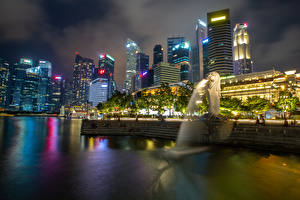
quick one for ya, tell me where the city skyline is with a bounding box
[0,1,300,89]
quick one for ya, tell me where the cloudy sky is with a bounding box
[0,0,299,88]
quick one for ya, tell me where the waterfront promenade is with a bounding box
[82,119,300,153]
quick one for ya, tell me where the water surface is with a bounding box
[0,117,299,200]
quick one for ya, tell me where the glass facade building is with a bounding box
[233,23,253,75]
[153,44,163,65]
[124,39,141,94]
[72,54,94,105]
[153,62,180,86]
[97,54,115,99]
[0,58,9,110]
[89,78,109,107]
[207,9,233,76]
[172,42,191,82]
[167,37,185,63]
[135,52,149,91]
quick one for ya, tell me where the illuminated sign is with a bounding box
[172,42,191,50]
[39,60,47,64]
[202,38,209,44]
[106,54,115,62]
[99,69,106,75]
[20,58,33,66]
[101,84,108,88]
[211,16,226,22]
[243,23,248,28]
[54,76,62,80]
[198,19,207,27]
[99,54,105,59]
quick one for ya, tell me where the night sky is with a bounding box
[0,0,300,89]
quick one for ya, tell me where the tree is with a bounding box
[242,96,269,115]
[275,91,299,118]
[174,82,194,116]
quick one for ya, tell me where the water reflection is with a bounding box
[0,117,299,200]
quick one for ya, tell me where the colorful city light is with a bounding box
[211,16,226,22]
[99,69,106,75]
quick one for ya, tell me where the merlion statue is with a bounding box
[206,72,221,116]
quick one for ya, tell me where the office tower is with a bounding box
[192,19,207,82]
[36,60,52,112]
[20,66,40,112]
[153,45,163,65]
[0,58,9,110]
[153,62,180,86]
[167,37,185,63]
[51,75,63,113]
[202,38,210,78]
[135,52,149,90]
[97,54,115,99]
[62,79,73,107]
[88,78,109,107]
[141,68,154,89]
[124,39,141,93]
[233,23,253,74]
[8,58,33,111]
[72,53,94,105]
[172,41,191,81]
[207,9,233,76]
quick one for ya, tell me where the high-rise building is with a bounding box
[172,41,191,82]
[153,45,163,65]
[0,58,9,110]
[192,19,207,82]
[51,75,64,113]
[8,58,33,111]
[20,67,40,112]
[207,9,233,76]
[124,39,141,93]
[89,78,109,107]
[36,60,52,112]
[167,37,185,63]
[135,52,149,90]
[72,53,94,105]
[233,23,253,75]
[153,62,180,86]
[202,38,210,78]
[62,79,73,107]
[97,54,115,99]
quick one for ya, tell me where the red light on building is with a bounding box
[99,69,106,75]
[243,23,248,27]
[109,73,112,77]
[54,76,62,80]
[75,51,79,55]
[149,66,152,70]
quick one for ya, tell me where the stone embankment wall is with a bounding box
[81,120,300,153]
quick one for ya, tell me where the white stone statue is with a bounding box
[206,72,221,116]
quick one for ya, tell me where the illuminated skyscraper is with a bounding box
[207,9,233,76]
[51,75,63,113]
[97,54,115,98]
[8,58,33,111]
[233,23,253,74]
[167,37,185,63]
[89,78,109,107]
[172,41,191,81]
[135,52,149,90]
[153,44,163,65]
[36,60,52,112]
[124,39,141,93]
[0,58,9,110]
[153,62,180,86]
[72,53,94,105]
[192,19,207,82]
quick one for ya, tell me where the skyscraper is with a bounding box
[202,38,210,78]
[8,58,33,111]
[36,60,52,112]
[88,78,109,107]
[172,41,191,81]
[97,54,115,99]
[124,39,141,93]
[0,58,9,110]
[233,23,253,74]
[51,75,63,113]
[72,53,94,105]
[207,9,233,76]
[135,52,149,90]
[153,45,163,65]
[167,37,185,63]
[192,19,207,82]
